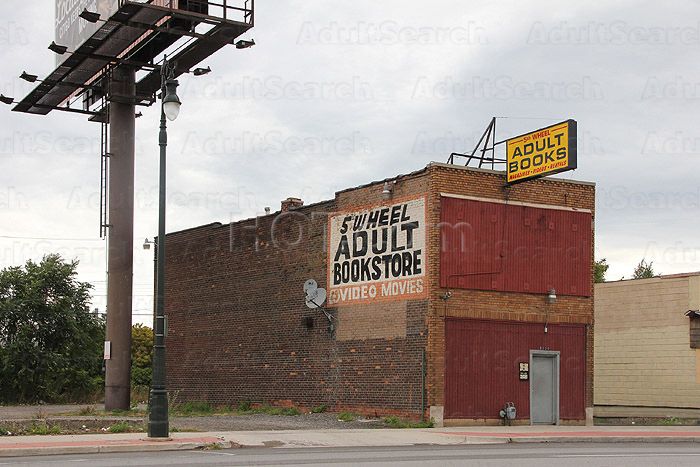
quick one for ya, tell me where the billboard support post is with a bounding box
[104,65,136,411]
[7,0,256,413]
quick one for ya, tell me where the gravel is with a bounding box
[0,405,388,432]
[0,404,105,420]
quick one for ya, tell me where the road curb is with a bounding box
[0,440,232,458]
[508,436,700,444]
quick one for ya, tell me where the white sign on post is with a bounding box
[104,341,111,360]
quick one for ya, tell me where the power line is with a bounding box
[0,235,104,242]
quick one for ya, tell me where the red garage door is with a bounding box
[444,318,586,420]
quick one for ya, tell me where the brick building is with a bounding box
[595,273,700,419]
[164,162,595,425]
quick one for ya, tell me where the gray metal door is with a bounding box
[530,351,559,425]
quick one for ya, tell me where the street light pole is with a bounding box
[148,56,181,439]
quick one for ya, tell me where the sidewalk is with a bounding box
[0,432,231,457]
[1,425,700,457]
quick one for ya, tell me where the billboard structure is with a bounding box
[447,117,578,185]
[15,1,254,117]
[55,0,121,65]
[5,0,255,412]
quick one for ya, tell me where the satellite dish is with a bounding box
[304,279,327,309]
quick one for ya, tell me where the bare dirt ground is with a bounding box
[0,404,385,433]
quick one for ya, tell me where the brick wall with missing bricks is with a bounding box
[164,162,594,420]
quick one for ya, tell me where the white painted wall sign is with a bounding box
[328,197,427,306]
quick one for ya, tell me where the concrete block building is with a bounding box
[595,273,700,417]
[164,162,595,425]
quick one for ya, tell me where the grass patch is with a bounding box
[78,406,97,416]
[131,385,150,405]
[311,404,328,414]
[28,423,62,435]
[168,400,303,417]
[235,404,301,416]
[108,408,147,417]
[237,401,252,412]
[337,412,358,422]
[173,401,216,416]
[660,417,682,426]
[382,416,434,429]
[58,407,146,417]
[280,407,301,416]
[108,421,137,433]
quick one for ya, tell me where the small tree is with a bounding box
[633,259,656,279]
[0,255,104,403]
[131,324,153,387]
[594,259,609,283]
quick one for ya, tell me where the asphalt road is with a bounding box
[2,443,700,466]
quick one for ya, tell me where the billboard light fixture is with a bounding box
[0,94,15,105]
[48,41,69,55]
[47,42,158,70]
[20,71,39,83]
[234,39,255,49]
[192,66,211,76]
[79,9,102,24]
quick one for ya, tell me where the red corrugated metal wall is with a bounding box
[444,318,586,419]
[440,197,592,296]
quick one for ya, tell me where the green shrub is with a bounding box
[383,416,434,428]
[237,401,252,412]
[29,423,62,435]
[78,406,96,416]
[280,407,301,416]
[108,422,132,433]
[311,404,328,413]
[337,412,357,422]
[263,406,283,415]
[131,325,153,387]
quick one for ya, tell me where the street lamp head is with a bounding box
[162,79,181,121]
[143,238,152,250]
[0,94,14,105]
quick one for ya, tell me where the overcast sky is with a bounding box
[1,1,699,323]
